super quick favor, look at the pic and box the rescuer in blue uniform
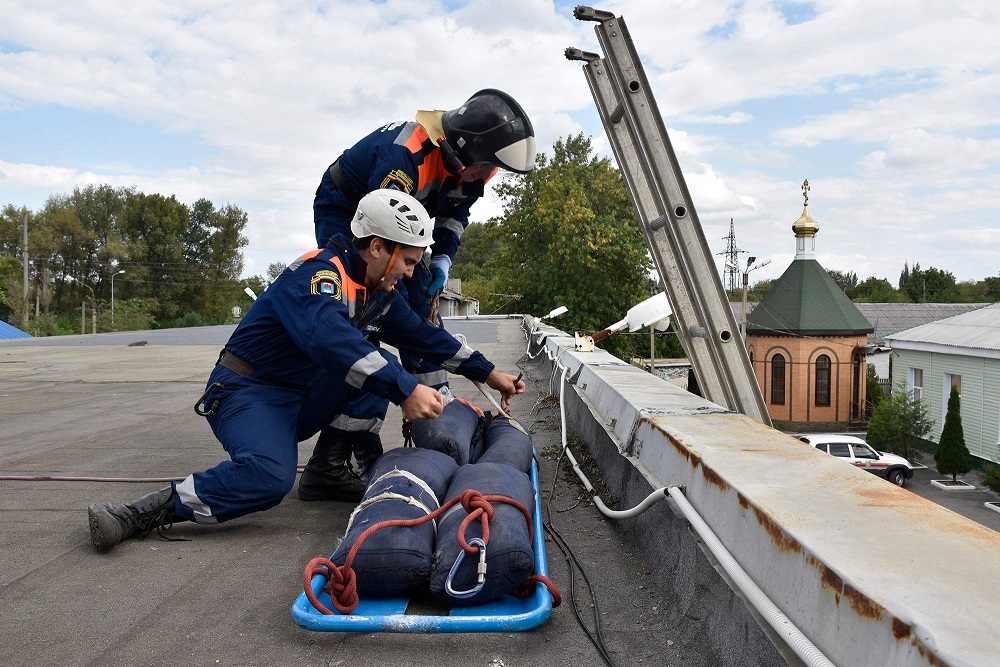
[305,89,536,502]
[87,190,525,552]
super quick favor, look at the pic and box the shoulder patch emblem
[380,168,414,194]
[310,270,342,299]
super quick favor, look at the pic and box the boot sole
[87,504,119,553]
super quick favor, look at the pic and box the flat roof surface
[0,319,706,667]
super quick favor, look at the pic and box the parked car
[797,434,914,487]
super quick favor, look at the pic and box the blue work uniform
[173,235,494,524]
[312,120,495,440]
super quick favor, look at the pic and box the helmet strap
[437,136,465,175]
[371,242,402,291]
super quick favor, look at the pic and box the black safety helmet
[440,89,536,174]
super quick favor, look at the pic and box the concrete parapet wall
[526,318,1000,667]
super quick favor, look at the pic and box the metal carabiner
[194,382,227,416]
[444,537,488,599]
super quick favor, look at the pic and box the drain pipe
[556,364,670,519]
[531,322,834,667]
[667,486,834,667]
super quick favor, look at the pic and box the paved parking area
[901,454,1000,532]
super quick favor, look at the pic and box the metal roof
[0,320,32,340]
[855,302,989,345]
[885,302,1000,352]
[745,259,873,335]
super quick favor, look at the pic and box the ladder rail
[571,8,771,425]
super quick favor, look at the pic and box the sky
[1,0,998,288]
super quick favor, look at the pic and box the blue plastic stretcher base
[291,459,552,632]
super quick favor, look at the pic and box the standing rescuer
[305,88,535,501]
[87,190,525,553]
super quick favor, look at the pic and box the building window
[815,355,831,406]
[771,354,786,405]
[908,367,924,402]
[942,373,962,423]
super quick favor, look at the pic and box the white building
[887,302,1000,464]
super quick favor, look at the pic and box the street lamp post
[741,256,771,341]
[67,275,97,334]
[111,270,125,326]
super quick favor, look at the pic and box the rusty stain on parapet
[645,412,967,665]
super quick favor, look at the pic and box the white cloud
[1,0,999,286]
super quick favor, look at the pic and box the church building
[745,181,874,431]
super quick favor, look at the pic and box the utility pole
[718,218,745,293]
[67,275,97,334]
[111,269,125,326]
[741,256,770,340]
[21,213,29,330]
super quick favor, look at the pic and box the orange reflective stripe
[415,150,448,198]
[402,124,430,154]
[300,249,322,262]
[327,255,366,319]
[397,123,450,198]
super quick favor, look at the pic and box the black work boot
[353,434,384,485]
[88,486,178,553]
[297,430,367,502]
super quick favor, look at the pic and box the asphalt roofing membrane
[0,319,706,667]
[5,318,997,666]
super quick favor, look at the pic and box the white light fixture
[576,292,672,351]
[542,305,568,320]
[244,286,258,301]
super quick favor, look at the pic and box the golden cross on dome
[801,179,810,206]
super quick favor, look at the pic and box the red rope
[302,488,560,614]
[513,574,562,608]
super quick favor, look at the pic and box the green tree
[935,385,972,482]
[956,279,988,303]
[484,134,652,357]
[747,278,775,302]
[266,262,286,285]
[0,255,24,323]
[984,275,1000,301]
[119,191,193,322]
[827,269,858,298]
[981,463,1000,495]
[900,263,959,303]
[866,386,933,462]
[451,221,496,283]
[865,363,884,416]
[854,277,904,303]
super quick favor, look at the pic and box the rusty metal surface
[534,319,1000,667]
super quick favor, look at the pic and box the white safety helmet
[350,189,434,249]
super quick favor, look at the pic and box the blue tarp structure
[0,320,32,340]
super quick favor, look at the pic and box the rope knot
[303,557,359,615]
[459,489,494,520]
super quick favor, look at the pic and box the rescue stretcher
[291,458,553,632]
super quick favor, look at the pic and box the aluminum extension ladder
[567,6,772,426]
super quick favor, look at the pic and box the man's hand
[401,384,445,420]
[485,370,526,402]
[425,266,447,296]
